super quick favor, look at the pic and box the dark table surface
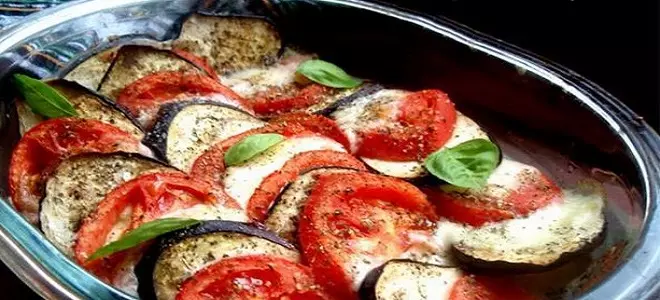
[0,1,657,298]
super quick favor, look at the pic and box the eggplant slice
[15,79,144,138]
[264,167,358,244]
[144,100,264,171]
[331,88,490,179]
[136,220,298,300]
[453,182,606,271]
[64,47,118,90]
[39,152,174,256]
[172,14,281,75]
[97,45,213,99]
[359,260,463,300]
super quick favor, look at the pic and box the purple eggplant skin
[134,220,294,300]
[451,224,607,274]
[142,99,257,162]
[49,79,146,132]
[358,259,456,300]
[96,45,216,99]
[315,83,383,116]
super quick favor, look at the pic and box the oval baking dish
[0,0,658,299]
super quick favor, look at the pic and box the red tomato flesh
[251,84,335,116]
[117,71,250,129]
[8,118,141,223]
[75,172,231,262]
[425,172,561,227]
[357,89,457,161]
[247,150,367,221]
[171,48,218,79]
[74,172,238,281]
[176,255,334,300]
[270,112,351,150]
[299,172,438,299]
[450,275,537,300]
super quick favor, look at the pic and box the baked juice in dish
[6,10,610,300]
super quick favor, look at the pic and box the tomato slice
[176,255,334,300]
[424,169,561,227]
[117,71,250,129]
[357,89,457,161]
[247,150,367,221]
[74,172,237,282]
[251,84,336,116]
[449,275,537,300]
[270,112,351,150]
[74,172,231,262]
[171,48,218,79]
[190,123,308,187]
[8,118,142,223]
[299,172,438,299]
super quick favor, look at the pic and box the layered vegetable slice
[299,172,451,299]
[452,182,605,270]
[175,255,333,300]
[222,133,348,214]
[190,123,307,187]
[172,14,282,75]
[264,168,359,243]
[220,52,360,117]
[117,71,252,129]
[15,79,143,137]
[269,112,351,150]
[64,48,118,90]
[359,260,536,300]
[97,45,216,99]
[74,173,244,294]
[40,153,173,255]
[424,159,562,227]
[331,89,489,178]
[136,220,299,300]
[9,118,148,224]
[144,101,265,171]
[247,150,366,220]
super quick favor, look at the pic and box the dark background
[3,1,658,298]
[385,0,659,129]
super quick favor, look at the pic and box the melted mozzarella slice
[441,158,545,200]
[220,53,310,98]
[223,135,346,209]
[345,232,457,290]
[332,89,408,153]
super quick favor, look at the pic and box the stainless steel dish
[0,0,658,299]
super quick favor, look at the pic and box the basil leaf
[87,218,200,261]
[424,139,500,189]
[296,59,363,88]
[224,133,285,166]
[12,74,78,118]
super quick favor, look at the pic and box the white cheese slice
[223,135,346,209]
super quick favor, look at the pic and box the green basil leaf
[224,133,285,166]
[296,59,363,88]
[87,218,200,261]
[424,139,500,189]
[12,74,78,118]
